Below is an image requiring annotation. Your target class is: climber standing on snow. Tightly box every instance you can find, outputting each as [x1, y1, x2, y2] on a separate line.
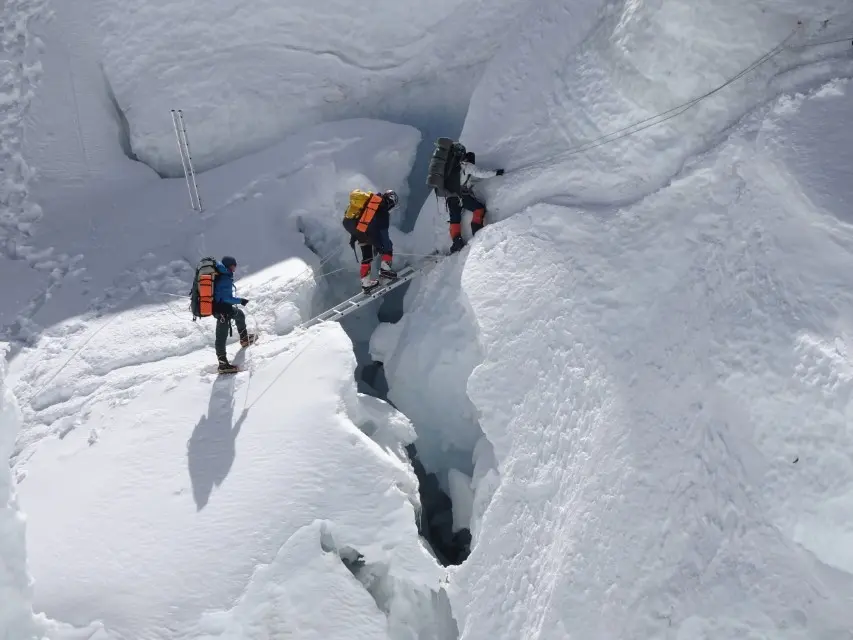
[213, 256, 256, 373]
[426, 139, 504, 254]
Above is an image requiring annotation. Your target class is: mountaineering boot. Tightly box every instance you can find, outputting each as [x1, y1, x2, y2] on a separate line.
[360, 261, 379, 293]
[361, 275, 379, 293]
[450, 235, 466, 254]
[240, 333, 257, 348]
[379, 256, 397, 280]
[217, 356, 239, 374]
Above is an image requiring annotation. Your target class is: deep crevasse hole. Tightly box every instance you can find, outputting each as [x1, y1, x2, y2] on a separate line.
[337, 274, 482, 569]
[302, 181, 488, 570]
[362, 253, 500, 567]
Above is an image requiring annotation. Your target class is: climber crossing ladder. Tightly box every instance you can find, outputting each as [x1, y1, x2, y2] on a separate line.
[298, 258, 438, 330]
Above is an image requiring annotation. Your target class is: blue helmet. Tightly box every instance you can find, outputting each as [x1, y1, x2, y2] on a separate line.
[221, 256, 237, 268]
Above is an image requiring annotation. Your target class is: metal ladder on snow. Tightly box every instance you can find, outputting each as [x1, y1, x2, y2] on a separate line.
[298, 261, 433, 331]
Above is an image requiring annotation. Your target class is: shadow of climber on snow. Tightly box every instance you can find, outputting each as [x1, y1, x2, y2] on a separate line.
[187, 350, 249, 510]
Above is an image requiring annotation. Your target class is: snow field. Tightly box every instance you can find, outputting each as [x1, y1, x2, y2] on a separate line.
[5, 0, 853, 637]
[745, 79, 853, 576]
[15, 321, 442, 639]
[0, 0, 66, 338]
[22, 0, 154, 192]
[389, 78, 853, 638]
[0, 0, 50, 253]
[8, 117, 446, 638]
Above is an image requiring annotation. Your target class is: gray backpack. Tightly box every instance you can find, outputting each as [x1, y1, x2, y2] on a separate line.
[426, 138, 465, 197]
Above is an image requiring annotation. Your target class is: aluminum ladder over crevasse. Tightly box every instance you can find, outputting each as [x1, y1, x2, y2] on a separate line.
[299, 262, 428, 330]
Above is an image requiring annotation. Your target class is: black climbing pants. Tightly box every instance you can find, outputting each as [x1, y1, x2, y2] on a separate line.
[214, 305, 247, 360]
[446, 193, 486, 226]
[343, 217, 393, 258]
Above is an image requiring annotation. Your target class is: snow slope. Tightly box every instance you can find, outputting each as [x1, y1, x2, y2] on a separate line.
[15, 316, 442, 639]
[7, 113, 438, 638]
[0, 0, 55, 330]
[386, 79, 853, 639]
[376, 2, 853, 638]
[7, 0, 853, 637]
[0, 345, 39, 640]
[0, 0, 50, 249]
[23, 0, 151, 191]
[452, 90, 853, 638]
[455, 0, 853, 212]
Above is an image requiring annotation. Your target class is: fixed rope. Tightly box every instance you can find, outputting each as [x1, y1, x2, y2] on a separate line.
[786, 34, 853, 49]
[24, 312, 122, 406]
[512, 26, 804, 172]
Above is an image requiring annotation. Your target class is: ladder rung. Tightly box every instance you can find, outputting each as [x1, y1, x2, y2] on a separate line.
[297, 260, 434, 331]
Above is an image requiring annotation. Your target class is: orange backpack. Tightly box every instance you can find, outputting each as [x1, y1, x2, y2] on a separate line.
[190, 257, 218, 319]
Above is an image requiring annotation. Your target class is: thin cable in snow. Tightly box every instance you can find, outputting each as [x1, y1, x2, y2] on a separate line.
[393, 252, 445, 259]
[244, 329, 321, 410]
[785, 35, 853, 49]
[269, 244, 346, 294]
[512, 26, 801, 171]
[24, 247, 336, 408]
[25, 312, 123, 406]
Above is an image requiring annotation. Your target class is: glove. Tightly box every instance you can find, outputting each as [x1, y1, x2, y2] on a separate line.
[496, 169, 505, 176]
[239, 298, 249, 306]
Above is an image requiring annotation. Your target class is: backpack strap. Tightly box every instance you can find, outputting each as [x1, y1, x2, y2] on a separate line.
[355, 194, 384, 233]
[349, 234, 358, 261]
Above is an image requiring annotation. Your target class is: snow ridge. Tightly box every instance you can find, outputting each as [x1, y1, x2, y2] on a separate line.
[0, 343, 38, 639]
[389, 3, 853, 638]
[460, 3, 853, 216]
[405, 83, 853, 638]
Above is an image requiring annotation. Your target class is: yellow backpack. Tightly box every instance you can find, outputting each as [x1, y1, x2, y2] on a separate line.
[344, 189, 373, 219]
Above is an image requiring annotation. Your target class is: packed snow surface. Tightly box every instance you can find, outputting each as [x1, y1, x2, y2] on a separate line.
[0, 346, 39, 640]
[15, 318, 440, 638]
[381, 1, 853, 638]
[384, 57, 853, 640]
[452, 0, 853, 213]
[5, 0, 853, 637]
[8, 117, 439, 638]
